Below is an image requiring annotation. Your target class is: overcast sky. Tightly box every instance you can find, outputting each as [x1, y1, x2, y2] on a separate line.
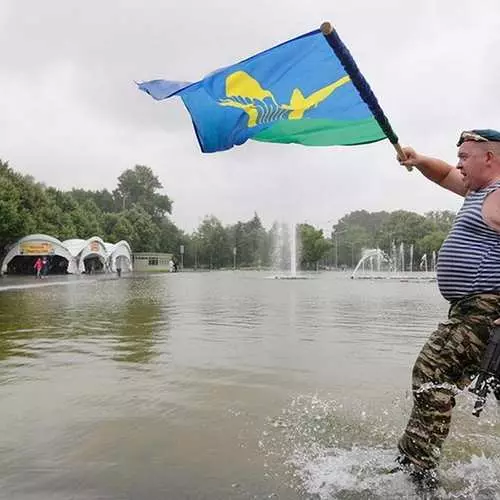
[1, 1, 499, 233]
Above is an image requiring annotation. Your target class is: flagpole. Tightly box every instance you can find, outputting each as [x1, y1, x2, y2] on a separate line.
[320, 22, 411, 171]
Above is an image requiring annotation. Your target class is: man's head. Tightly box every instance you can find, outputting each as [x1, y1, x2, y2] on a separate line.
[456, 129, 500, 191]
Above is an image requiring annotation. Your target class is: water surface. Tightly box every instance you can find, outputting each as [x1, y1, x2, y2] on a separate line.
[0, 272, 499, 499]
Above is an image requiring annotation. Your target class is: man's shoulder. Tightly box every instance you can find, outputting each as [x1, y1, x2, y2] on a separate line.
[482, 188, 500, 232]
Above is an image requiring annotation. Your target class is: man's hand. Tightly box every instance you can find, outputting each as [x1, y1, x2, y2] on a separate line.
[397, 146, 422, 168]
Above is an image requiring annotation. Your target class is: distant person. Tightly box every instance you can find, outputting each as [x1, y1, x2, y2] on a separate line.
[394, 130, 500, 490]
[41, 256, 49, 277]
[34, 257, 43, 279]
[169, 259, 175, 273]
[116, 265, 122, 278]
[173, 259, 178, 272]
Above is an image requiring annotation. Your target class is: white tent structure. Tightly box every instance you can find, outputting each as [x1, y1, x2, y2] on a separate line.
[1, 234, 77, 274]
[104, 241, 133, 272]
[62, 237, 109, 274]
[1, 234, 132, 275]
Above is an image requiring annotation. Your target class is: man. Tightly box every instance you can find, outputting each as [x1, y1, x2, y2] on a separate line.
[396, 129, 500, 487]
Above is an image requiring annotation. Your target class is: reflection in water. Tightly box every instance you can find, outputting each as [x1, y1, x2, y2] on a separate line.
[110, 279, 168, 364]
[0, 276, 168, 373]
[0, 272, 498, 499]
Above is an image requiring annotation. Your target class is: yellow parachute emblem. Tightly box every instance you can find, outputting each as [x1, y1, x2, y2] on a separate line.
[218, 71, 351, 127]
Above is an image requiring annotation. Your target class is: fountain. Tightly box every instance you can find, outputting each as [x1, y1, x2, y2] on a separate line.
[420, 254, 428, 272]
[270, 222, 305, 279]
[351, 248, 391, 279]
[352, 245, 436, 282]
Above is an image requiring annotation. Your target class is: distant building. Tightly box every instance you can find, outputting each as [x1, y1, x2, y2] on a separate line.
[1, 234, 132, 275]
[132, 252, 173, 272]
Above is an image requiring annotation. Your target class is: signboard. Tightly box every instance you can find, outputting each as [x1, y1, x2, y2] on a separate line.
[89, 241, 100, 252]
[180, 245, 184, 255]
[20, 242, 54, 255]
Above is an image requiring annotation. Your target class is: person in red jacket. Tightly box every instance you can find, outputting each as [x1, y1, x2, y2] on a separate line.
[33, 257, 43, 279]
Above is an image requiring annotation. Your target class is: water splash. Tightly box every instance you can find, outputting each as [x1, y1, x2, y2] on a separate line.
[292, 445, 413, 499]
[260, 394, 500, 499]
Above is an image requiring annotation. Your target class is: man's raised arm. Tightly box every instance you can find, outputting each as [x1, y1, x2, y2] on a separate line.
[398, 147, 466, 197]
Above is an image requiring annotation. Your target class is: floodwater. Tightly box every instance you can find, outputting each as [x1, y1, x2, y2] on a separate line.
[0, 272, 499, 500]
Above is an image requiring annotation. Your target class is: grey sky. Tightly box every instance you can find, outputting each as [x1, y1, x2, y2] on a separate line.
[1, 1, 499, 233]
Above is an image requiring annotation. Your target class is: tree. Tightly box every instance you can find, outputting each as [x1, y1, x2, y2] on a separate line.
[157, 218, 185, 255]
[424, 211, 455, 232]
[379, 211, 434, 250]
[120, 205, 159, 252]
[70, 200, 104, 239]
[196, 215, 229, 269]
[70, 188, 116, 213]
[227, 213, 267, 267]
[417, 231, 448, 256]
[102, 213, 136, 244]
[0, 156, 460, 269]
[115, 165, 172, 219]
[299, 224, 331, 270]
[0, 161, 48, 253]
[0, 177, 27, 252]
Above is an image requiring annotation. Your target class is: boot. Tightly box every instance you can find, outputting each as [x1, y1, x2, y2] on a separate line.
[389, 455, 439, 493]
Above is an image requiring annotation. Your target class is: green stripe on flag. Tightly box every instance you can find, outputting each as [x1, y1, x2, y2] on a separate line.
[252, 117, 386, 146]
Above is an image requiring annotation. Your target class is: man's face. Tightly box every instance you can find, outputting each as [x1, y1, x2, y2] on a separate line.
[456, 141, 489, 191]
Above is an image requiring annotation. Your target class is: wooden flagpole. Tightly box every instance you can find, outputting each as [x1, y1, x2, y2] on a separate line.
[320, 22, 411, 171]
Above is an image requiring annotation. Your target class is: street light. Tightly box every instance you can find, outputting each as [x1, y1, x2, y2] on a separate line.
[350, 242, 356, 268]
[332, 229, 348, 269]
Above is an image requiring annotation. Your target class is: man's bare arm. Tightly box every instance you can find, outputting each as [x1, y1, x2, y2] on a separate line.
[398, 147, 466, 197]
[483, 189, 500, 232]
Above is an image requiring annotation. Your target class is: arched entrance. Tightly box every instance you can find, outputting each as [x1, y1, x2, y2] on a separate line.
[1, 235, 76, 275]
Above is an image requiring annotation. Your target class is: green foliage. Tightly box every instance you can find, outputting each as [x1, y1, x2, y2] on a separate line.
[227, 213, 268, 267]
[332, 209, 455, 268]
[71, 188, 116, 213]
[0, 157, 457, 270]
[416, 231, 448, 256]
[196, 215, 229, 269]
[299, 224, 331, 269]
[424, 211, 456, 232]
[115, 165, 172, 219]
[121, 206, 159, 252]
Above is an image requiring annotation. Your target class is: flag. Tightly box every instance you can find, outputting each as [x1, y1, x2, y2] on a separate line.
[138, 28, 393, 153]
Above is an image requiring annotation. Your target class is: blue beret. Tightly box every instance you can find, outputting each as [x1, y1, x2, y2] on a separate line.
[457, 129, 500, 146]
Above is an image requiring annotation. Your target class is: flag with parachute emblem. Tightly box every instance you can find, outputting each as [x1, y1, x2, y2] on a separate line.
[138, 24, 399, 153]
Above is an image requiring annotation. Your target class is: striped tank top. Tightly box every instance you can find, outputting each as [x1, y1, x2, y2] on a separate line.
[437, 180, 500, 301]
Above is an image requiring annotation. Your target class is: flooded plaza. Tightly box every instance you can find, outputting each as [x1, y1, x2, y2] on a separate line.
[0, 272, 499, 499]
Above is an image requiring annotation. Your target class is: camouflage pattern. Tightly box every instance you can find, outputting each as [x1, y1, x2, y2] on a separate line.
[398, 293, 500, 470]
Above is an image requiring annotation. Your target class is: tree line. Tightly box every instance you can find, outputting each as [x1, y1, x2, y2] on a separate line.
[0, 159, 455, 270]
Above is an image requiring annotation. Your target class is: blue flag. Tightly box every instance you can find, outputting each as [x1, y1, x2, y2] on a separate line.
[138, 29, 391, 153]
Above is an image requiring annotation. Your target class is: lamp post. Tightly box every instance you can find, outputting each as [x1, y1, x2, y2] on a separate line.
[332, 229, 348, 269]
[233, 246, 237, 270]
[180, 244, 184, 270]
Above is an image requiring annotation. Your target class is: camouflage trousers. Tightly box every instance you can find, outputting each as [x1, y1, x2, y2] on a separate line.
[398, 293, 500, 470]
